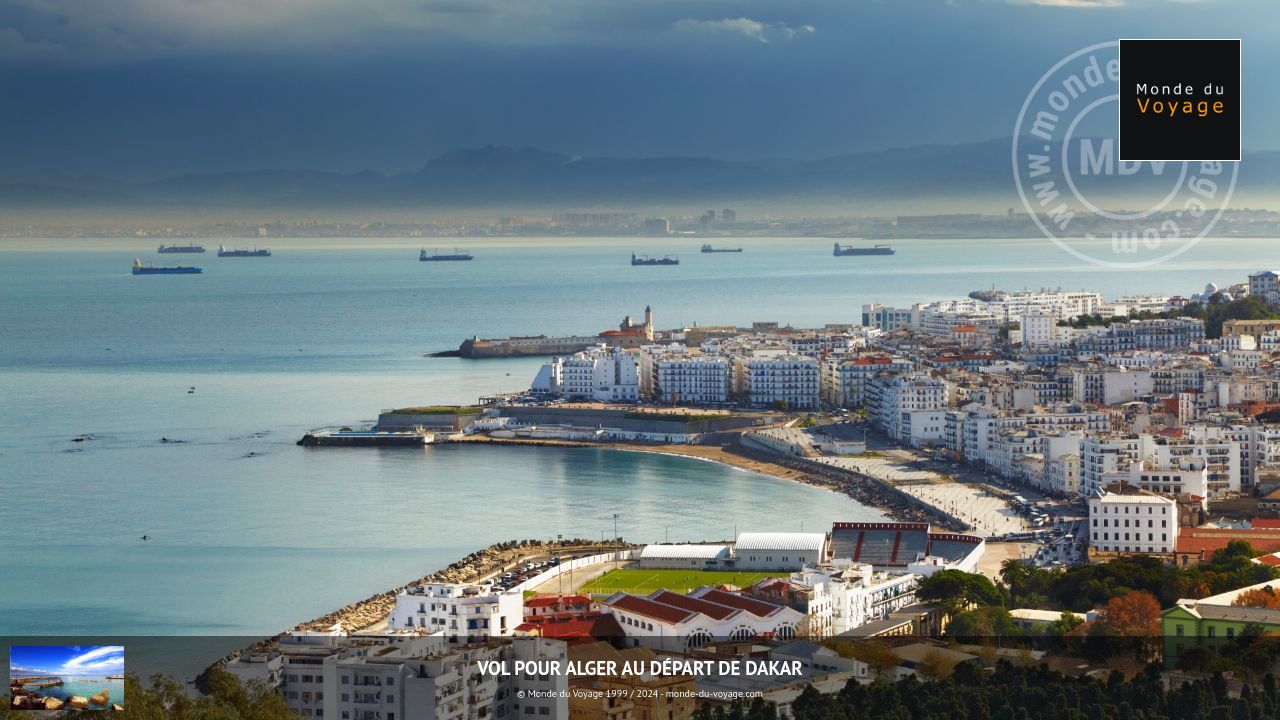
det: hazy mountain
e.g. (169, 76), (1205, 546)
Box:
(2, 140), (1277, 211)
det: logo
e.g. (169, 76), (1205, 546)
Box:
(1012, 41), (1238, 268)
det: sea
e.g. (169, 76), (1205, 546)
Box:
(20, 677), (124, 709)
(0, 234), (1272, 640)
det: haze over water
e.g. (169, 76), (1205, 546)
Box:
(1, 235), (1272, 636)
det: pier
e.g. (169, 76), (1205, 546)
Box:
(12, 676), (63, 689)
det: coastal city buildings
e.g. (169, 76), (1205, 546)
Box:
(389, 583), (523, 644)
(226, 635), (567, 720)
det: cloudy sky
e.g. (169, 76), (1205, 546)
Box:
(0, 0), (1273, 179)
(10, 645), (126, 676)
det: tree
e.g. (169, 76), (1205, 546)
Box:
(947, 606), (1020, 640)
(1097, 591), (1163, 661)
(917, 569), (1006, 614)
(1234, 586), (1280, 609)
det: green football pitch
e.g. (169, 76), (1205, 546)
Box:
(578, 568), (788, 596)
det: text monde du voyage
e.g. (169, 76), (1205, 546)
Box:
(1134, 82), (1229, 118)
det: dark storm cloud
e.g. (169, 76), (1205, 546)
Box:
(0, 0), (1271, 179)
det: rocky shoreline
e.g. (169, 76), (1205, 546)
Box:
(202, 538), (632, 689)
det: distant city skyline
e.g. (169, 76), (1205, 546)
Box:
(0, 0), (1275, 181)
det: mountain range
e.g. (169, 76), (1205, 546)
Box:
(4, 139), (1278, 212)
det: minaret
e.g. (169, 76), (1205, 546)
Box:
(644, 305), (654, 340)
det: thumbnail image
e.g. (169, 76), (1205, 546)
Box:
(8, 646), (124, 712)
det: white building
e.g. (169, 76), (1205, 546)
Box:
(644, 348), (732, 405)
(1088, 491), (1178, 555)
(1079, 436), (1141, 496)
(738, 354), (820, 410)
(868, 372), (949, 444)
(733, 532), (829, 571)
(533, 344), (639, 402)
(600, 588), (805, 651)
(389, 583), (524, 644)
(227, 634), (567, 720)
(1249, 270), (1280, 304)
(820, 354), (914, 408)
(1020, 311), (1060, 348)
(638, 544), (731, 570)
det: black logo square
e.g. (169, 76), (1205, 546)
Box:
(1119, 39), (1240, 161)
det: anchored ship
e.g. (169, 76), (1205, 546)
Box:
(132, 259), (202, 275)
(832, 242), (894, 256)
(701, 244), (743, 253)
(420, 248), (474, 261)
(218, 244), (271, 257)
(157, 243), (205, 253)
(631, 253), (679, 266)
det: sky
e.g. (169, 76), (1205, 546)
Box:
(0, 0), (1275, 180)
(9, 645), (126, 676)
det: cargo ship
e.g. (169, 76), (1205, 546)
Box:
(420, 248), (473, 261)
(133, 259), (202, 275)
(631, 253), (679, 266)
(218, 244), (271, 257)
(157, 243), (205, 253)
(701, 244), (743, 253)
(832, 242), (894, 256)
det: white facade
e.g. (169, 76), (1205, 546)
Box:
(390, 583), (524, 644)
(1088, 492), (1178, 555)
(1020, 311), (1060, 348)
(649, 351), (732, 405)
(733, 532), (828, 571)
(600, 589), (805, 652)
(227, 635), (567, 720)
(534, 344), (639, 402)
(738, 354), (820, 410)
(820, 355), (914, 408)
(868, 372), (949, 443)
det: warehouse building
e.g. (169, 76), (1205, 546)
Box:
(638, 544), (732, 569)
(733, 532), (829, 571)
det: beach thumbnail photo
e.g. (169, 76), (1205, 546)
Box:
(8, 646), (125, 712)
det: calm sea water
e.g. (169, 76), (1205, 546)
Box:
(0, 235), (1272, 637)
(25, 677), (124, 708)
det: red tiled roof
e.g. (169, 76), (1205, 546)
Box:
(1256, 554), (1280, 567)
(604, 594), (695, 624)
(1254, 519), (1280, 529)
(691, 588), (783, 618)
(1177, 528), (1280, 556)
(525, 594), (591, 608)
(648, 590), (739, 621)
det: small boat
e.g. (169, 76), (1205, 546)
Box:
(631, 253), (679, 266)
(832, 242), (894, 256)
(420, 248), (473, 261)
(701, 244), (743, 253)
(158, 244), (205, 253)
(218, 245), (271, 257)
(133, 259), (202, 275)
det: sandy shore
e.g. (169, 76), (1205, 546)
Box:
(454, 435), (965, 529)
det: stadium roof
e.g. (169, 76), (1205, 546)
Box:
(734, 532), (827, 552)
(639, 544), (730, 560)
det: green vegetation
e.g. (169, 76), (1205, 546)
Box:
(0, 672), (295, 720)
(916, 569), (1006, 613)
(579, 568), (786, 595)
(390, 405), (484, 415)
(1056, 295), (1280, 339)
(696, 662), (1280, 720)
(1002, 541), (1279, 612)
(621, 411), (726, 423)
